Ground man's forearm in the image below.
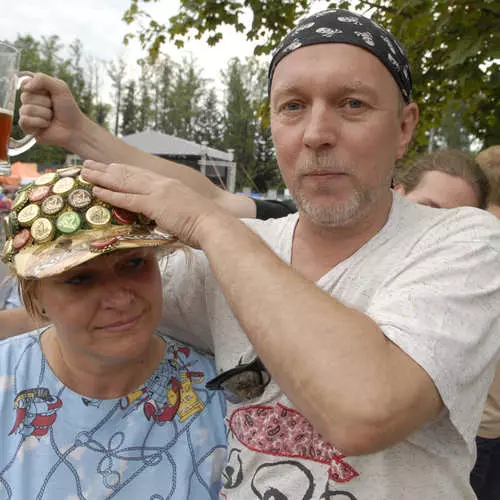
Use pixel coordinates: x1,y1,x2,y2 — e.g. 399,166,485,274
198,214,442,455
0,308,47,339
68,118,257,218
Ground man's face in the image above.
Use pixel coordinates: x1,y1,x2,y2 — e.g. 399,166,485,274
270,43,418,228
396,170,479,209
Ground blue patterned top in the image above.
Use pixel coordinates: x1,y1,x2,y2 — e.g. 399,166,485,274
0,330,227,499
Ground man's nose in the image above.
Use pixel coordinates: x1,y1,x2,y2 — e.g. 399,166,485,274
302,102,339,150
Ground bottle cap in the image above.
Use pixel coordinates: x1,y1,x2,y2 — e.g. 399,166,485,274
17,204,41,227
12,190,29,212
28,185,52,203
34,172,59,187
85,205,111,228
68,188,92,210
13,228,31,250
1,239,14,263
113,207,137,225
41,195,65,216
52,177,76,196
58,166,82,178
31,217,56,243
56,211,82,234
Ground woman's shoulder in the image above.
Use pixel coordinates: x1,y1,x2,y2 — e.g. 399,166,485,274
0,329,43,370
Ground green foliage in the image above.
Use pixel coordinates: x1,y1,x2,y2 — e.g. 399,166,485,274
123,0,499,151
165,56,206,140
121,80,139,135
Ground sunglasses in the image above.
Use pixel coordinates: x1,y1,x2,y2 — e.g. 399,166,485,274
206,357,271,404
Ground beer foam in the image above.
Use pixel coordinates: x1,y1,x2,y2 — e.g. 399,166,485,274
0,108,13,117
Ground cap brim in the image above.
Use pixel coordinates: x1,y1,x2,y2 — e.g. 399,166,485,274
13,225,176,279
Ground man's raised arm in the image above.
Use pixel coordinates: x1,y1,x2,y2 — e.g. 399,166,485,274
19,73,258,219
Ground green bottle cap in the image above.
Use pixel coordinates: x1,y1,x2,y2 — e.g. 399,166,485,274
56,211,82,234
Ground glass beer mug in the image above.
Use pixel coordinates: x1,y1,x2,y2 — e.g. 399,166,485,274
0,42,36,176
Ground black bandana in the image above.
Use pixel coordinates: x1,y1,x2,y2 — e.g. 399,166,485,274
268,9,412,103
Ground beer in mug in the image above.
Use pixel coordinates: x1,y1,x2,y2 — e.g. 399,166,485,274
0,43,36,176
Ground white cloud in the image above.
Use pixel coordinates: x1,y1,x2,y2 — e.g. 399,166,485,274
1,0,257,94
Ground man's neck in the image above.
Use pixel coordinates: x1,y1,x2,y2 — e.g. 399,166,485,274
291,192,393,282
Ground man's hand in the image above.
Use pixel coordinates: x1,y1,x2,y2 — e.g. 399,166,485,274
19,73,86,150
82,161,230,249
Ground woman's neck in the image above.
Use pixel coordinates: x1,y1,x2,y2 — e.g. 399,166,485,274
40,328,165,399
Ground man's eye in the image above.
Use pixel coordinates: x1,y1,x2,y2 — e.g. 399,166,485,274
346,99,363,109
279,101,302,112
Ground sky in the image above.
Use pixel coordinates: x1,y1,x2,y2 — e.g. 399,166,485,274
0,0,263,97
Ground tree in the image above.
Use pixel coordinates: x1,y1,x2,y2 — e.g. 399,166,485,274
222,58,257,191
194,87,225,150
165,56,205,141
123,0,500,151
121,80,138,136
108,58,127,135
137,60,153,131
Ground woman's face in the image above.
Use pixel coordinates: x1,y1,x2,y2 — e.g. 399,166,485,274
37,248,163,365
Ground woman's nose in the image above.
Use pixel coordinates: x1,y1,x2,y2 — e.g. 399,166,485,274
101,286,135,309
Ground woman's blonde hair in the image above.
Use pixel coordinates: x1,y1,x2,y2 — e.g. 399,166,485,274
18,277,45,323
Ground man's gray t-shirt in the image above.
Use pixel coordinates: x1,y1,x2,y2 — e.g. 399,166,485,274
159,193,500,499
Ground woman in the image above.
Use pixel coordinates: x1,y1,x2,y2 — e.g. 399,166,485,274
0,167,226,499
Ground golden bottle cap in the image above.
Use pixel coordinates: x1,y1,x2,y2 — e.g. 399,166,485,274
31,217,56,243
12,191,29,212
1,238,14,264
58,166,82,178
68,188,92,210
34,172,59,187
52,177,76,196
85,205,111,228
41,195,65,216
17,204,41,227
2,215,13,239
77,174,92,188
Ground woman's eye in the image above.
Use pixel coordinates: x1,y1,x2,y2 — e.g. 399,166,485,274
124,257,146,270
64,274,91,285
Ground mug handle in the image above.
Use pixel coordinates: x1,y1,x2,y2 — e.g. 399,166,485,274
8,71,37,157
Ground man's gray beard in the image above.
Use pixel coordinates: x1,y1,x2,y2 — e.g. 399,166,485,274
289,157,390,228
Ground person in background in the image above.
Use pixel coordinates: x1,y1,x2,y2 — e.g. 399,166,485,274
0,171,226,499
470,145,500,500
394,148,489,209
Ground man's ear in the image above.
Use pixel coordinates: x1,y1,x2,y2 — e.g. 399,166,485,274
396,102,419,159
393,184,406,196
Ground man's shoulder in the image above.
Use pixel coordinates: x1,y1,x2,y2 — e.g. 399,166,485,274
394,196,500,249
241,213,297,248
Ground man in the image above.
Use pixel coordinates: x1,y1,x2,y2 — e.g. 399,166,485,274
6,9,500,498
471,145,500,500
394,148,489,209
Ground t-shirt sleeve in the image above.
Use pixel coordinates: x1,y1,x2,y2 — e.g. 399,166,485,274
157,250,214,353
365,212,500,446
254,199,297,220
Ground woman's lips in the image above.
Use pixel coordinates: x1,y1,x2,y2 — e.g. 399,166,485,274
96,313,142,332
